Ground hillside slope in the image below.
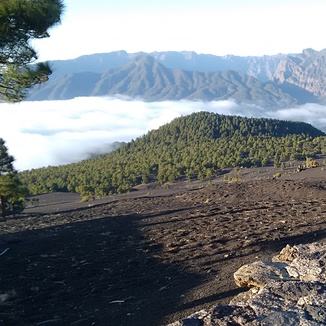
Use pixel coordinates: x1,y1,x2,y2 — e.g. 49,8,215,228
19,112,326,197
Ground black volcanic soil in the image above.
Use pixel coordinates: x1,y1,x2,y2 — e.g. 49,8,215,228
0,166,326,325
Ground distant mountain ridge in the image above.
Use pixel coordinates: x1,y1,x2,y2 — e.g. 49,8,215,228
28,55,297,108
27,48,326,107
47,50,283,81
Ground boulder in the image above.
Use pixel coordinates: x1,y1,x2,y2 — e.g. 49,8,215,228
168,242,326,326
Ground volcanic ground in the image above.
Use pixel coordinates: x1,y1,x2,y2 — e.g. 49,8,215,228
0,165,326,325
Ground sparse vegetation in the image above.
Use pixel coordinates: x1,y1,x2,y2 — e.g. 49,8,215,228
305,157,319,168
225,169,242,183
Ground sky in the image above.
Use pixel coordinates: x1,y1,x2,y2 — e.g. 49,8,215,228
33,0,326,61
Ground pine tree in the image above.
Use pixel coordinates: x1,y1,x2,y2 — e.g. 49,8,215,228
0,139,26,216
0,0,64,102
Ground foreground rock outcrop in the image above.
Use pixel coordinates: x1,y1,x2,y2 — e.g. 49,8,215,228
169,242,326,325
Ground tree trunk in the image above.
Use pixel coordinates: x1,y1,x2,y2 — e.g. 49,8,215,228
0,196,6,217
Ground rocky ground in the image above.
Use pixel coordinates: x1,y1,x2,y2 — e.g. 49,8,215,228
0,165,326,325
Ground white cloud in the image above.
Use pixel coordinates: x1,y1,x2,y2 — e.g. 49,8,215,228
263,104,326,132
0,97,325,171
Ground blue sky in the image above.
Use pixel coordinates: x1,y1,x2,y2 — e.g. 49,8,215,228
33,0,326,61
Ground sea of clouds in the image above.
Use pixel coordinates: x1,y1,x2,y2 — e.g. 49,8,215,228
1,97,326,171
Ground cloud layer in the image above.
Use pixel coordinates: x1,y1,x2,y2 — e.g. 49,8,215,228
0,97,325,171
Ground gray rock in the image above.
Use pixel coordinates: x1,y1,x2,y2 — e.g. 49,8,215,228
169,242,326,326
205,304,257,325
259,311,300,326
234,261,292,288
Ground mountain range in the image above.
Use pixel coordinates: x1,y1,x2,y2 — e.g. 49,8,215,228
27,48,326,108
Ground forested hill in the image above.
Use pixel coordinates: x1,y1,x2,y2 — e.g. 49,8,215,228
20,112,326,199
142,112,324,142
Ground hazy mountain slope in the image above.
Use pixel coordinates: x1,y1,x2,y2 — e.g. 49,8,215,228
48,51,134,79
150,51,285,82
273,48,326,99
31,72,99,100
28,55,298,108
48,50,285,82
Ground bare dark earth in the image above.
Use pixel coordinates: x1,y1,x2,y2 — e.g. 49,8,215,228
0,167,326,325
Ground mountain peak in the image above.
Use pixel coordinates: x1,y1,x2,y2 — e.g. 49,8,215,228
132,55,156,65
302,48,317,56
